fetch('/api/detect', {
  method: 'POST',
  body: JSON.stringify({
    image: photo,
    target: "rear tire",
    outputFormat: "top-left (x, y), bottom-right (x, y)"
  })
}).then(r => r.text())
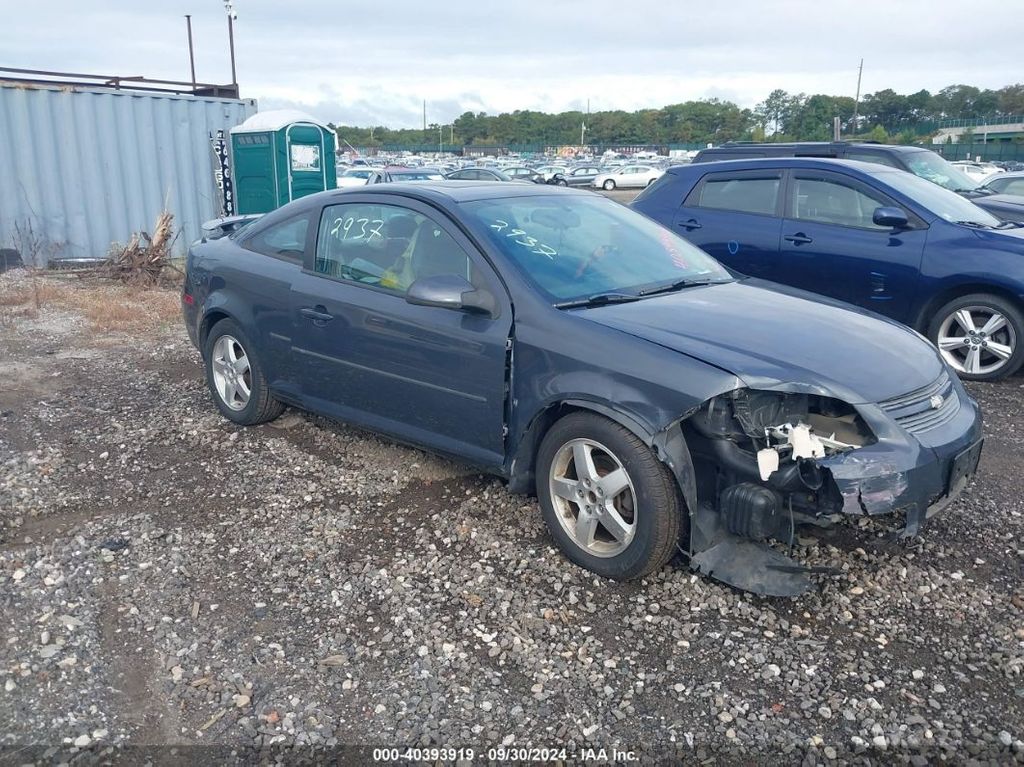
top-left (203, 318), bottom-right (285, 425)
top-left (603, 179), bottom-right (616, 191)
top-left (927, 293), bottom-right (1024, 381)
top-left (536, 412), bottom-right (682, 580)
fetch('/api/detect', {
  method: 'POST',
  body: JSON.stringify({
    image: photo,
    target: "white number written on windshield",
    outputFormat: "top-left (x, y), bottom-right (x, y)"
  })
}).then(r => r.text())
top-left (490, 219), bottom-right (557, 258)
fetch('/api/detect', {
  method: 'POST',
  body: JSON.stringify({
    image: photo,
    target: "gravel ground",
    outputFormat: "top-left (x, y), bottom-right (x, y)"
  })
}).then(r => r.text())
top-left (1, 276), bottom-right (1022, 764)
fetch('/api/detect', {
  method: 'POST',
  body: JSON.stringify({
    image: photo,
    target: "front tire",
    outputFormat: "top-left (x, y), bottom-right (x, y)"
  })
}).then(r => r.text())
top-left (927, 293), bottom-right (1024, 381)
top-left (602, 179), bottom-right (616, 191)
top-left (203, 318), bottom-right (285, 425)
top-left (536, 412), bottom-right (682, 580)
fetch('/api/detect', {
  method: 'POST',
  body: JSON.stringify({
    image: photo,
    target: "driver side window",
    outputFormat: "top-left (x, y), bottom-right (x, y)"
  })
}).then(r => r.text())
top-left (314, 203), bottom-right (474, 295)
top-left (790, 176), bottom-right (890, 230)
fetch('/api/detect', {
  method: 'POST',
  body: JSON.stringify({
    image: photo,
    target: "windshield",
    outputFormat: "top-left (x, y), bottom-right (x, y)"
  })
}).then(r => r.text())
top-left (462, 195), bottom-right (732, 302)
top-left (879, 170), bottom-right (1003, 227)
top-left (344, 169), bottom-right (372, 178)
top-left (903, 150), bottom-right (978, 192)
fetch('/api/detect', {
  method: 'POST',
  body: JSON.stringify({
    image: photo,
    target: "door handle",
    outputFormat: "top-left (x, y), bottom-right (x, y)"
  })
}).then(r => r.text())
top-left (678, 219), bottom-right (702, 231)
top-left (784, 233), bottom-right (813, 245)
top-left (300, 306), bottom-right (334, 322)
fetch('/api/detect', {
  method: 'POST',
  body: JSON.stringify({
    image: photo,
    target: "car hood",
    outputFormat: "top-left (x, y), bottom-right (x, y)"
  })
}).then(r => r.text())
top-left (574, 280), bottom-right (944, 405)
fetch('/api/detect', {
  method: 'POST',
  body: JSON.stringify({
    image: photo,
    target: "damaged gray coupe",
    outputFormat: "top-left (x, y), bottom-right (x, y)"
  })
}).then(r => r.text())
top-left (182, 183), bottom-right (983, 596)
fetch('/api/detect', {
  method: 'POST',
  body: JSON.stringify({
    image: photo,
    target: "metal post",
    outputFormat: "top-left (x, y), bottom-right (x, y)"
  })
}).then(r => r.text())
top-left (185, 15), bottom-right (197, 91)
top-left (228, 14), bottom-right (237, 86)
top-left (852, 58), bottom-right (863, 136)
top-left (439, 124), bottom-right (442, 155)
top-left (833, 116), bottom-right (841, 141)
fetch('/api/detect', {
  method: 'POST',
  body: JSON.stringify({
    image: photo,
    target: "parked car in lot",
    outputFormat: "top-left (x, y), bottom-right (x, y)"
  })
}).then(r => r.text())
top-left (503, 166), bottom-right (547, 183)
top-left (693, 142), bottom-right (1024, 222)
top-left (560, 166), bottom-right (603, 187)
top-left (445, 167), bottom-right (514, 182)
top-left (385, 168), bottom-right (446, 182)
top-left (593, 165), bottom-right (664, 190)
top-left (182, 182), bottom-right (982, 595)
top-left (978, 170), bottom-right (1024, 197)
top-left (951, 160), bottom-right (1004, 184)
top-left (633, 158), bottom-right (1024, 380)
top-left (534, 165), bottom-right (569, 181)
top-left (336, 168), bottom-right (389, 188)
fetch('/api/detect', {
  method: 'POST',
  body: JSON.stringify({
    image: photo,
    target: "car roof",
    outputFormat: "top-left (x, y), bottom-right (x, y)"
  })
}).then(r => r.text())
top-left (667, 156), bottom-right (899, 176)
top-left (322, 181), bottom-right (592, 204)
top-left (700, 141), bottom-right (926, 155)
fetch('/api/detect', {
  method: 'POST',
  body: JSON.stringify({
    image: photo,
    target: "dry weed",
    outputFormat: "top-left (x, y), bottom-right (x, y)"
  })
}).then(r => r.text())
top-left (0, 272), bottom-right (181, 334)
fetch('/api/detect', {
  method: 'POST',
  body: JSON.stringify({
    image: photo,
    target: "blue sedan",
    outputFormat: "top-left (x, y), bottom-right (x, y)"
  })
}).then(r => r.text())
top-left (182, 183), bottom-right (982, 596)
top-left (633, 157), bottom-right (1024, 381)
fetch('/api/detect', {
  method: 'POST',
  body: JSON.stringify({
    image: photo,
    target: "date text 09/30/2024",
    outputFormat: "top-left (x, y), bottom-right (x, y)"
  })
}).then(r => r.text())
top-left (372, 746), bottom-right (640, 762)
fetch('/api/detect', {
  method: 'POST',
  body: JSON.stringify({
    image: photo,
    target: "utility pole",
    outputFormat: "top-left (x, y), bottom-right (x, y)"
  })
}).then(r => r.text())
top-left (224, 2), bottom-right (238, 89)
top-left (852, 58), bottom-right (864, 137)
top-left (423, 100), bottom-right (427, 134)
top-left (439, 124), bottom-right (443, 155)
top-left (185, 15), bottom-right (197, 91)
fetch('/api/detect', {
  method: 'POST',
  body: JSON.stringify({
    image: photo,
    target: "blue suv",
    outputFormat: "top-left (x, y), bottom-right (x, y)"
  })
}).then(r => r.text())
top-left (633, 158), bottom-right (1024, 381)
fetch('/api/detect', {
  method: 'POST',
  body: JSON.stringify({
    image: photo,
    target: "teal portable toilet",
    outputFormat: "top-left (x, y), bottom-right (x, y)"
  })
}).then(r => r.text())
top-left (230, 110), bottom-right (337, 214)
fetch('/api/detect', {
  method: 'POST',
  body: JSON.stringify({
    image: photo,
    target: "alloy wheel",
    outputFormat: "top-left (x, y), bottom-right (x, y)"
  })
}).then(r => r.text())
top-left (548, 438), bottom-right (637, 558)
top-left (936, 306), bottom-right (1016, 376)
top-left (211, 334), bottom-right (252, 411)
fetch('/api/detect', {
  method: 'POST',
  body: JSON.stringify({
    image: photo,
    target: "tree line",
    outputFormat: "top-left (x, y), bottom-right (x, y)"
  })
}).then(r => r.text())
top-left (332, 83), bottom-right (1024, 148)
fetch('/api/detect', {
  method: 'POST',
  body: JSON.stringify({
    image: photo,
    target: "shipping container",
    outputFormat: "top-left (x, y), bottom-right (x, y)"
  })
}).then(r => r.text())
top-left (0, 80), bottom-right (256, 264)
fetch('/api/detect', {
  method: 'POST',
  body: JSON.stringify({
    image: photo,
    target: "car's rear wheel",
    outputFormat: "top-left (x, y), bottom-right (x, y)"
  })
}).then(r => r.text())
top-left (204, 318), bottom-right (285, 425)
top-left (603, 179), bottom-right (616, 191)
top-left (536, 412), bottom-right (681, 580)
top-left (928, 293), bottom-right (1024, 381)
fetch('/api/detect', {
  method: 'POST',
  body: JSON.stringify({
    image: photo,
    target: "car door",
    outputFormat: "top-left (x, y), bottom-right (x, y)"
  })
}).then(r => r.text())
top-left (672, 169), bottom-right (784, 277)
top-left (288, 195), bottom-right (513, 467)
top-left (621, 167), bottom-right (644, 187)
top-left (237, 212), bottom-right (314, 384)
top-left (778, 169), bottom-right (928, 322)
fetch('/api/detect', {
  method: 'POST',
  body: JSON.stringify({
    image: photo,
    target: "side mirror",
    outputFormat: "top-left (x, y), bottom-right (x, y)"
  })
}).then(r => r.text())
top-left (873, 206), bottom-right (909, 229)
top-left (406, 274), bottom-right (496, 317)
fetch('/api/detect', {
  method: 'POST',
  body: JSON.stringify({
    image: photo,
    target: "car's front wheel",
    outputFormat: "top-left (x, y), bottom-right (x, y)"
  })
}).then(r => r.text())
top-left (536, 412), bottom-right (682, 580)
top-left (602, 179), bottom-right (616, 191)
top-left (204, 318), bottom-right (285, 424)
top-left (928, 293), bottom-right (1024, 381)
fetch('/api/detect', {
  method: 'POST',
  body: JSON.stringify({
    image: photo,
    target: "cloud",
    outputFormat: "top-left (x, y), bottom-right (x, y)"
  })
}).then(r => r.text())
top-left (2, 0), bottom-right (1021, 128)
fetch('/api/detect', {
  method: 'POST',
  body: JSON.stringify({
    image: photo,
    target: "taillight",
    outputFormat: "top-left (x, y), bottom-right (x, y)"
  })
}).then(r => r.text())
top-left (182, 292), bottom-right (194, 306)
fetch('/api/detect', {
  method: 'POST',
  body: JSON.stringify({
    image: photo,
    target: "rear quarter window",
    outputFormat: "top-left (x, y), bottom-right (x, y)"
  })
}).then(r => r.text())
top-left (243, 214), bottom-right (310, 262)
top-left (689, 174), bottom-right (781, 216)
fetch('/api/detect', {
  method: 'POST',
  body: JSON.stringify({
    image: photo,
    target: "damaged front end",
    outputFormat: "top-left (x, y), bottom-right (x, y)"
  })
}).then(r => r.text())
top-left (680, 383), bottom-right (982, 596)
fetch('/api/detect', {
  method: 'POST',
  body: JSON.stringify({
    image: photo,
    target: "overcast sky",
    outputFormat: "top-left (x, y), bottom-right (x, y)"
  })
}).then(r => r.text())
top-left (3, 1), bottom-right (1021, 127)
